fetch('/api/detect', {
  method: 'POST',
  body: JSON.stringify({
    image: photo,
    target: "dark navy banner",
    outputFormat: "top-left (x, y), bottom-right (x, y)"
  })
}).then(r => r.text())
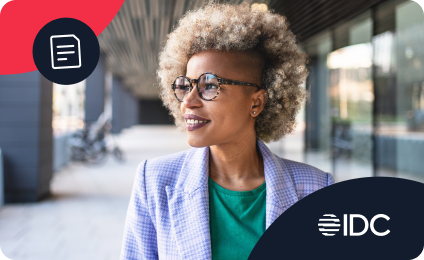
top-left (249, 177), bottom-right (424, 260)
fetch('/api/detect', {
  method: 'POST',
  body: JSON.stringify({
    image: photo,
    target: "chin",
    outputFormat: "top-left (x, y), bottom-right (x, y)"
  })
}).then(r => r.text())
top-left (186, 134), bottom-right (211, 148)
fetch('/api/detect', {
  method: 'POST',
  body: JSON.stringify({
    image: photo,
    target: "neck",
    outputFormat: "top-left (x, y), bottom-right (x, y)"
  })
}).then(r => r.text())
top-left (209, 134), bottom-right (265, 191)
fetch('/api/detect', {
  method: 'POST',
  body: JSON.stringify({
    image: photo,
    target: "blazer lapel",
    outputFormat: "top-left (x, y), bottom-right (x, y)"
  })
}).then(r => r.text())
top-left (257, 139), bottom-right (300, 229)
top-left (165, 139), bottom-right (299, 258)
top-left (166, 146), bottom-right (212, 259)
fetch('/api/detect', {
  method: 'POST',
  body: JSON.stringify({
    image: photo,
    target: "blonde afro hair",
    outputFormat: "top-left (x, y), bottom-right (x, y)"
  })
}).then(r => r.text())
top-left (157, 2), bottom-right (308, 142)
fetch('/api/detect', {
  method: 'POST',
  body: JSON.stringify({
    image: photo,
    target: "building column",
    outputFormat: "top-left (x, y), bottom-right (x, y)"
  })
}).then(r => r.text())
top-left (0, 71), bottom-right (53, 202)
top-left (124, 89), bottom-right (139, 128)
top-left (132, 93), bottom-right (139, 126)
top-left (111, 75), bottom-right (124, 134)
top-left (111, 75), bottom-right (140, 133)
top-left (85, 53), bottom-right (106, 123)
top-left (124, 88), bottom-right (132, 129)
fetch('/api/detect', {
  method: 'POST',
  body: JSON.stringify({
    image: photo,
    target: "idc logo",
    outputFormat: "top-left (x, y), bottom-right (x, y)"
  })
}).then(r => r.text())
top-left (319, 214), bottom-right (390, 237)
top-left (318, 214), bottom-right (340, 236)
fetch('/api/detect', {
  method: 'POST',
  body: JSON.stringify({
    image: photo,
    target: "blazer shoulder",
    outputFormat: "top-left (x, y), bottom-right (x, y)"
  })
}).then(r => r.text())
top-left (136, 148), bottom-right (191, 189)
top-left (280, 157), bottom-right (329, 182)
top-left (144, 149), bottom-right (189, 172)
top-left (278, 157), bottom-right (335, 198)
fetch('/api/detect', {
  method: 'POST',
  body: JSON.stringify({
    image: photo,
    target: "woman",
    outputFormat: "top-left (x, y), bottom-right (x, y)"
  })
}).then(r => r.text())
top-left (120, 3), bottom-right (335, 260)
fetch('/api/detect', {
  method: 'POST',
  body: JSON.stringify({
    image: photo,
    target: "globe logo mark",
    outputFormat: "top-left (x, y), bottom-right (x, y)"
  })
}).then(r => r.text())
top-left (318, 214), bottom-right (340, 236)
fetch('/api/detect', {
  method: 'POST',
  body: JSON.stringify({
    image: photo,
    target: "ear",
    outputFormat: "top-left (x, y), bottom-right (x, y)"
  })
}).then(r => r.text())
top-left (251, 89), bottom-right (267, 117)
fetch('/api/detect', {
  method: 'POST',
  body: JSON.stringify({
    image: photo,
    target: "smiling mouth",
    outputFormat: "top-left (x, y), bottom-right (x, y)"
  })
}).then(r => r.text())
top-left (185, 119), bottom-right (211, 131)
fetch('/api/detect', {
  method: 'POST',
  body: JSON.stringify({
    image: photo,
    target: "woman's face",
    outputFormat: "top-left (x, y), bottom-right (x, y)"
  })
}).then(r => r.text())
top-left (182, 50), bottom-right (266, 148)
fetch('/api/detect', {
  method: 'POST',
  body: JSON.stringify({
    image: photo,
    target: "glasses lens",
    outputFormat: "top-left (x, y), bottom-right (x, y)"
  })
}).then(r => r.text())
top-left (198, 74), bottom-right (219, 100)
top-left (174, 76), bottom-right (191, 101)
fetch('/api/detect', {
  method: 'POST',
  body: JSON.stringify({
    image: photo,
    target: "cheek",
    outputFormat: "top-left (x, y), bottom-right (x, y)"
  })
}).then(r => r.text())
top-left (210, 99), bottom-right (249, 126)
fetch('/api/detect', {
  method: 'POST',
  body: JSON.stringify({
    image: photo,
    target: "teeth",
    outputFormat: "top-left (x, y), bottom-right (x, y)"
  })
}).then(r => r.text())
top-left (186, 119), bottom-right (207, 124)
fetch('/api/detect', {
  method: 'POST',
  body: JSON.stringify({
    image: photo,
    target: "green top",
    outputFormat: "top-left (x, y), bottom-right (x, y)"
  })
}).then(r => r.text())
top-left (208, 177), bottom-right (266, 260)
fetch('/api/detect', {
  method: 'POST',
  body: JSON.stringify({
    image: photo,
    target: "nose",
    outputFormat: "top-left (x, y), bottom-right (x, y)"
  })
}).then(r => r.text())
top-left (182, 82), bottom-right (202, 108)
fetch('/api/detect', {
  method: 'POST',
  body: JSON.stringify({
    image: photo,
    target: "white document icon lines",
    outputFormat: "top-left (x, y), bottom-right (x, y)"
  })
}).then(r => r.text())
top-left (50, 34), bottom-right (81, 69)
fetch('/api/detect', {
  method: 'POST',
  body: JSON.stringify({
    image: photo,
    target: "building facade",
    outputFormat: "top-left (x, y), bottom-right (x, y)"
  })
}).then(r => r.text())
top-left (281, 0), bottom-right (424, 182)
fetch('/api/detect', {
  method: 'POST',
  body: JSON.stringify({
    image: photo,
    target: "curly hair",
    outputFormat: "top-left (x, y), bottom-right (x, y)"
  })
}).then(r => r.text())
top-left (157, 2), bottom-right (308, 143)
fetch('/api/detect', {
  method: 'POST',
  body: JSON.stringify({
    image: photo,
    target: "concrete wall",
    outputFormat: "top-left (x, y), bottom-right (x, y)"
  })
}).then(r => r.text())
top-left (0, 71), bottom-right (53, 202)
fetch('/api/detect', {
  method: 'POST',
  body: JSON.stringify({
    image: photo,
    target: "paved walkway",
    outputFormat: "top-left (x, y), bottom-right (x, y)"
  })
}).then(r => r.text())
top-left (0, 126), bottom-right (191, 260)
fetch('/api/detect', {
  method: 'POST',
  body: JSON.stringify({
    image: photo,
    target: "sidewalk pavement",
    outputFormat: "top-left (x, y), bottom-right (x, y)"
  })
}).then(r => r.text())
top-left (0, 125), bottom-right (190, 260)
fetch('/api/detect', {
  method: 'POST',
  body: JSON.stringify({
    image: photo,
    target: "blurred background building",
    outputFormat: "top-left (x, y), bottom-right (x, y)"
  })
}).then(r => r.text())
top-left (298, 0), bottom-right (424, 183)
top-left (0, 0), bottom-right (423, 259)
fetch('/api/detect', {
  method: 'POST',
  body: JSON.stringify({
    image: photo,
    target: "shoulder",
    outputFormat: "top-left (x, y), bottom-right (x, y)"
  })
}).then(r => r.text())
top-left (135, 149), bottom-right (191, 188)
top-left (277, 156), bottom-right (335, 199)
top-left (144, 149), bottom-right (189, 173)
top-left (280, 157), bottom-right (333, 185)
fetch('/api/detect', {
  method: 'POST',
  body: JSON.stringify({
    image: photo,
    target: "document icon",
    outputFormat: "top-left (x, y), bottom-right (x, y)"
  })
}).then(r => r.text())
top-left (50, 34), bottom-right (81, 69)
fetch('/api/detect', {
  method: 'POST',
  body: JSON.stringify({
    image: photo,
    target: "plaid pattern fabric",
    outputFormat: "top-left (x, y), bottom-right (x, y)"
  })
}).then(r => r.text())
top-left (120, 139), bottom-right (335, 260)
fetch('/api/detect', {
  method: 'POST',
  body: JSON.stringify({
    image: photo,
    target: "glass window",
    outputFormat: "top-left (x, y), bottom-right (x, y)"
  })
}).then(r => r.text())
top-left (329, 13), bottom-right (374, 182)
top-left (285, 1), bottom-right (424, 184)
top-left (374, 0), bottom-right (424, 182)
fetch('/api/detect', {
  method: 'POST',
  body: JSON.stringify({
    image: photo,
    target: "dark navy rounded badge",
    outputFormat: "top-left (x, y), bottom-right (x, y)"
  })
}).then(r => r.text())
top-left (33, 18), bottom-right (100, 85)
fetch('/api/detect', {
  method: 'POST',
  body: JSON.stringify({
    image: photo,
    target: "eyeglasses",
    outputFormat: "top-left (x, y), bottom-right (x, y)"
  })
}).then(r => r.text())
top-left (171, 72), bottom-right (264, 102)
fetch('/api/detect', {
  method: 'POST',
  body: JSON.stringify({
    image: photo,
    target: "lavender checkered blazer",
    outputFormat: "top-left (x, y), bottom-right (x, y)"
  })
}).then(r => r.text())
top-left (120, 139), bottom-right (335, 260)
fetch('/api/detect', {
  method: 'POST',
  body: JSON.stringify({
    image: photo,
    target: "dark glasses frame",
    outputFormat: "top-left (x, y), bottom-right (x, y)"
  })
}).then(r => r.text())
top-left (171, 72), bottom-right (264, 102)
